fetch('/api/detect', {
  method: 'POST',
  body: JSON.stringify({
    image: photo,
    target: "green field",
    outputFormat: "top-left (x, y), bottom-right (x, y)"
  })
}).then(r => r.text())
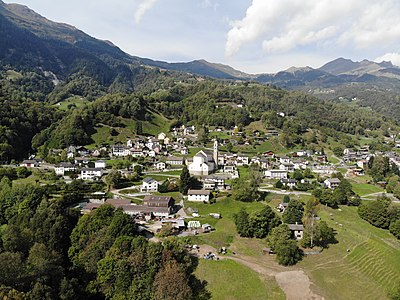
top-left (300, 205), bottom-right (400, 300)
top-left (195, 259), bottom-right (284, 300)
top-left (55, 96), bottom-right (90, 111)
top-left (87, 111), bottom-right (173, 148)
top-left (351, 183), bottom-right (383, 196)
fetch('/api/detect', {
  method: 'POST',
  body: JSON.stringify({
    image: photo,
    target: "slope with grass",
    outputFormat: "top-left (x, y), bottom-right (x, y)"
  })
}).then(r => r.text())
top-left (300, 205), bottom-right (400, 300)
top-left (195, 259), bottom-right (285, 300)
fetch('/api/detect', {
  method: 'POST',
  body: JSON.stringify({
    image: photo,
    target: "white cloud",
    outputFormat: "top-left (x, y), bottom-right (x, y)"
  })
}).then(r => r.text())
top-left (226, 0), bottom-right (400, 57)
top-left (134, 0), bottom-right (158, 24)
top-left (375, 53), bottom-right (400, 67)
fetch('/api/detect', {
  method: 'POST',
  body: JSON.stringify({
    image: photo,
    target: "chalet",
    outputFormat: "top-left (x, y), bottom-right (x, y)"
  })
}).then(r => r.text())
top-left (187, 190), bottom-right (211, 202)
top-left (141, 177), bottom-right (159, 192)
top-left (324, 178), bottom-right (341, 189)
top-left (20, 159), bottom-right (39, 168)
top-left (264, 170), bottom-right (288, 179)
top-left (94, 160), bottom-right (106, 169)
top-left (166, 156), bottom-right (185, 165)
top-left (76, 146), bottom-right (90, 157)
top-left (74, 157), bottom-right (90, 166)
top-left (80, 168), bottom-right (103, 180)
top-left (311, 164), bottom-right (335, 175)
top-left (54, 162), bottom-right (76, 176)
top-left (288, 223), bottom-right (304, 240)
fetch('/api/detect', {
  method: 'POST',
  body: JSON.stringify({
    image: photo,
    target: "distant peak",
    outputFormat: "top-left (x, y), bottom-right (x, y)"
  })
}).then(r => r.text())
top-left (285, 66), bottom-right (314, 73)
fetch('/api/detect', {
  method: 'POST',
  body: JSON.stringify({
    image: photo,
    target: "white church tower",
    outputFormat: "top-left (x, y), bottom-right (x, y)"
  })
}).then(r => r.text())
top-left (213, 139), bottom-right (218, 169)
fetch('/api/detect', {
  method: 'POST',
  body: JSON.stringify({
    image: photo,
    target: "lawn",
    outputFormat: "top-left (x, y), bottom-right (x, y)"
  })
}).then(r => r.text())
top-left (55, 96), bottom-right (90, 111)
top-left (300, 205), bottom-right (400, 300)
top-left (351, 183), bottom-right (383, 196)
top-left (195, 259), bottom-right (285, 300)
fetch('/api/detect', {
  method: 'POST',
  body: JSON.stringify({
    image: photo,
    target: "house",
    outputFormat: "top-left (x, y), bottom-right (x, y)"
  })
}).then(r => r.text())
top-left (166, 156), bottom-right (185, 165)
top-left (95, 160), bottom-right (106, 169)
top-left (158, 132), bottom-right (167, 140)
top-left (288, 223), bottom-right (304, 240)
top-left (161, 218), bottom-right (185, 230)
top-left (203, 175), bottom-right (226, 190)
top-left (277, 203), bottom-right (289, 212)
top-left (279, 163), bottom-right (295, 172)
top-left (324, 178), bottom-right (341, 189)
top-left (143, 195), bottom-right (174, 217)
top-left (80, 168), bottom-right (103, 180)
top-left (155, 161), bottom-right (166, 171)
top-left (281, 178), bottom-right (297, 189)
top-left (20, 159), bottom-right (39, 168)
top-left (180, 147), bottom-right (189, 155)
top-left (130, 148), bottom-right (145, 158)
top-left (54, 162), bottom-right (76, 176)
top-left (111, 143), bottom-right (130, 157)
top-left (188, 141), bottom-right (218, 176)
top-left (236, 155), bottom-right (249, 166)
top-left (187, 190), bottom-right (211, 202)
top-left (141, 177), bottom-right (159, 192)
top-left (264, 170), bottom-right (288, 179)
top-left (279, 156), bottom-right (291, 164)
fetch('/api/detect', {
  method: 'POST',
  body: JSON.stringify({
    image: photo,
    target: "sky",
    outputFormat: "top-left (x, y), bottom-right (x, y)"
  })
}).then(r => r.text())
top-left (5, 0), bottom-right (400, 73)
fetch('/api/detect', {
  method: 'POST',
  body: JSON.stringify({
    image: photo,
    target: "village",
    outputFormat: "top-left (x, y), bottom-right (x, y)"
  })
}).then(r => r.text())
top-left (15, 123), bottom-right (400, 248)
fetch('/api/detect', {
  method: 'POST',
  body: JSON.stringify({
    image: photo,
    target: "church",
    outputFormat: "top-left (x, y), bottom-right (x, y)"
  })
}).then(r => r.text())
top-left (188, 140), bottom-right (218, 176)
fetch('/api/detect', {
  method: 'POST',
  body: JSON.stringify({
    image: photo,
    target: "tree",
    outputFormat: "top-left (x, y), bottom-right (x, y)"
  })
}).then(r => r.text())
top-left (179, 165), bottom-right (191, 195)
top-left (135, 121), bottom-right (143, 135)
top-left (250, 206), bottom-right (281, 238)
top-left (275, 180), bottom-right (283, 189)
top-left (266, 224), bottom-right (291, 251)
top-left (358, 196), bottom-right (391, 228)
top-left (275, 240), bottom-right (303, 266)
top-left (390, 220), bottom-right (400, 239)
top-left (282, 199), bottom-right (304, 224)
top-left (103, 169), bottom-right (121, 191)
top-left (283, 195), bottom-right (290, 203)
top-left (153, 262), bottom-right (192, 300)
top-left (233, 208), bottom-right (252, 237)
top-left (302, 198), bottom-right (320, 248)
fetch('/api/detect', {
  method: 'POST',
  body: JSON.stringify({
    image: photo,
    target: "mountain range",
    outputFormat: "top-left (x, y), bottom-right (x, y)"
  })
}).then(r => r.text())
top-left (1, 0), bottom-right (400, 120)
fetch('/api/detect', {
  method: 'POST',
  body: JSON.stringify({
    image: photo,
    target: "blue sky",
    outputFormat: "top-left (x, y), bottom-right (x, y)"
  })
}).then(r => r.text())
top-left (5, 0), bottom-right (400, 73)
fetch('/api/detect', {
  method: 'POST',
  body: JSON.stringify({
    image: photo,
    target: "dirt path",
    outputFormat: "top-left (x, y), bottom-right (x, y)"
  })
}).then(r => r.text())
top-left (194, 244), bottom-right (324, 300)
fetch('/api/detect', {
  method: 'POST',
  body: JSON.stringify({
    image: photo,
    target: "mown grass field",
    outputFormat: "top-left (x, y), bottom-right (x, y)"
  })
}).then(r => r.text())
top-left (351, 183), bottom-right (383, 196)
top-left (300, 205), bottom-right (400, 300)
top-left (195, 259), bottom-right (285, 300)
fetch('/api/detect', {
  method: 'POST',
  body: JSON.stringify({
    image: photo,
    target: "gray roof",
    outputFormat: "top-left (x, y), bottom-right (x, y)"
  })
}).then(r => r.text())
top-left (288, 224), bottom-right (304, 231)
top-left (143, 177), bottom-right (157, 184)
top-left (188, 189), bottom-right (210, 195)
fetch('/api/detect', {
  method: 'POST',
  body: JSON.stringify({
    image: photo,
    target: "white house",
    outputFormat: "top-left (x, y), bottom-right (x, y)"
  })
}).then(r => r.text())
top-left (95, 160), bottom-right (106, 169)
top-left (81, 168), bottom-right (103, 180)
top-left (324, 178), bottom-right (341, 189)
top-left (187, 190), bottom-right (211, 202)
top-left (141, 177), bottom-right (159, 192)
top-left (112, 144), bottom-right (130, 157)
top-left (281, 178), bottom-right (297, 189)
top-left (288, 223), bottom-right (304, 240)
top-left (155, 161), bottom-right (166, 171)
top-left (264, 170), bottom-right (288, 179)
top-left (54, 162), bottom-right (76, 176)
top-left (166, 156), bottom-right (185, 165)
top-left (158, 132), bottom-right (167, 140)
top-left (20, 160), bottom-right (39, 168)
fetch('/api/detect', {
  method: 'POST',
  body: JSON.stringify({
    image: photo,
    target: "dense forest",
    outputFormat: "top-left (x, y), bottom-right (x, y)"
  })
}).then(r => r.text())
top-left (0, 178), bottom-right (208, 299)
